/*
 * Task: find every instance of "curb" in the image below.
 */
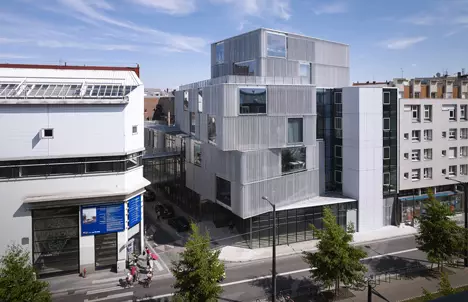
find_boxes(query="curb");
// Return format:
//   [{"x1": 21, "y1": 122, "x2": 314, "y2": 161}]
[{"x1": 221, "y1": 233, "x2": 417, "y2": 263}]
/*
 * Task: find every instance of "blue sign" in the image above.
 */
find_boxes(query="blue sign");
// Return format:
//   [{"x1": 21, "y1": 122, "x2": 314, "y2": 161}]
[
  {"x1": 81, "y1": 204, "x2": 125, "y2": 236},
  {"x1": 128, "y1": 195, "x2": 142, "y2": 228}
]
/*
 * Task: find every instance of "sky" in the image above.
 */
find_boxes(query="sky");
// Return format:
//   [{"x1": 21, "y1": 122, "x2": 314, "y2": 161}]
[{"x1": 1, "y1": 0, "x2": 468, "y2": 89}]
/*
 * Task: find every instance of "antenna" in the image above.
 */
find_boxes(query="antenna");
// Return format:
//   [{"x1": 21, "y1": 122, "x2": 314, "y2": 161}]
[{"x1": 400, "y1": 68, "x2": 404, "y2": 79}]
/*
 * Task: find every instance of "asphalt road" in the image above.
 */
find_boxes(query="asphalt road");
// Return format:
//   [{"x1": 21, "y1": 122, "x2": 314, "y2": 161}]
[{"x1": 53, "y1": 235, "x2": 428, "y2": 302}]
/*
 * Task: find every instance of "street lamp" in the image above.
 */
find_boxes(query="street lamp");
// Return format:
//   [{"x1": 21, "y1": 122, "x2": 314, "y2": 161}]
[
  {"x1": 262, "y1": 196, "x2": 277, "y2": 302},
  {"x1": 445, "y1": 177, "x2": 468, "y2": 267}
]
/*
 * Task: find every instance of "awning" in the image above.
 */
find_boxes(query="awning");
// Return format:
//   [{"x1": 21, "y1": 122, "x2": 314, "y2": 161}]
[{"x1": 398, "y1": 191, "x2": 456, "y2": 202}]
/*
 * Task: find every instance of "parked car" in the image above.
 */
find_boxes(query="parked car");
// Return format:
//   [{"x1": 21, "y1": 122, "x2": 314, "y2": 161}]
[
  {"x1": 155, "y1": 204, "x2": 175, "y2": 219},
  {"x1": 144, "y1": 190, "x2": 156, "y2": 202},
  {"x1": 168, "y1": 216, "x2": 190, "y2": 232}
]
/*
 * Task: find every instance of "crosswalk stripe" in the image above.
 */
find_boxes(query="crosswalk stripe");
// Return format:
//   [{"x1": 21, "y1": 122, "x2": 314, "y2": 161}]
[
  {"x1": 86, "y1": 286, "x2": 121, "y2": 296},
  {"x1": 154, "y1": 260, "x2": 163, "y2": 271},
  {"x1": 84, "y1": 291, "x2": 133, "y2": 302}
]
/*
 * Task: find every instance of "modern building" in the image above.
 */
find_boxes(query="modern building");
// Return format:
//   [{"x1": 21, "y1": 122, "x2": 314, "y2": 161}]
[{"x1": 0, "y1": 63, "x2": 149, "y2": 277}]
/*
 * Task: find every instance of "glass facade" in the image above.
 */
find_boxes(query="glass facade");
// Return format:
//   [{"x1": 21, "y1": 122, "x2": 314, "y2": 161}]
[{"x1": 382, "y1": 88, "x2": 398, "y2": 196}]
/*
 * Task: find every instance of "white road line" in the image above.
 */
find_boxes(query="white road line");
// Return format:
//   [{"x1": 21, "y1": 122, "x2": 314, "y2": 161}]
[
  {"x1": 92, "y1": 276, "x2": 123, "y2": 284},
  {"x1": 146, "y1": 241, "x2": 170, "y2": 272},
  {"x1": 135, "y1": 247, "x2": 422, "y2": 301},
  {"x1": 154, "y1": 260, "x2": 164, "y2": 271},
  {"x1": 86, "y1": 286, "x2": 122, "y2": 296},
  {"x1": 84, "y1": 291, "x2": 133, "y2": 302}
]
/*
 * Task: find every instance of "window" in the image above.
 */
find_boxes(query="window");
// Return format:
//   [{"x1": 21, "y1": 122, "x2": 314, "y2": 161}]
[
  {"x1": 424, "y1": 148, "x2": 432, "y2": 160},
  {"x1": 442, "y1": 131, "x2": 447, "y2": 138},
  {"x1": 424, "y1": 129, "x2": 433, "y2": 141},
  {"x1": 460, "y1": 146, "x2": 468, "y2": 157},
  {"x1": 444, "y1": 105, "x2": 457, "y2": 121},
  {"x1": 190, "y1": 112, "x2": 196, "y2": 134},
  {"x1": 183, "y1": 91, "x2": 188, "y2": 111},
  {"x1": 449, "y1": 128, "x2": 457, "y2": 140},
  {"x1": 132, "y1": 125, "x2": 138, "y2": 134},
  {"x1": 215, "y1": 42, "x2": 224, "y2": 64},
  {"x1": 335, "y1": 145, "x2": 342, "y2": 158},
  {"x1": 412, "y1": 169, "x2": 421, "y2": 181},
  {"x1": 461, "y1": 165, "x2": 468, "y2": 176},
  {"x1": 404, "y1": 153, "x2": 409, "y2": 160},
  {"x1": 404, "y1": 172, "x2": 409, "y2": 179},
  {"x1": 415, "y1": 92, "x2": 420, "y2": 98},
  {"x1": 198, "y1": 89, "x2": 203, "y2": 112},
  {"x1": 412, "y1": 149, "x2": 421, "y2": 161},
  {"x1": 288, "y1": 118, "x2": 303, "y2": 144},
  {"x1": 442, "y1": 169, "x2": 446, "y2": 175},
  {"x1": 404, "y1": 133, "x2": 409, "y2": 140},
  {"x1": 216, "y1": 177, "x2": 231, "y2": 207},
  {"x1": 449, "y1": 147, "x2": 457, "y2": 158},
  {"x1": 193, "y1": 142, "x2": 201, "y2": 166},
  {"x1": 383, "y1": 91, "x2": 390, "y2": 105},
  {"x1": 449, "y1": 165, "x2": 457, "y2": 177},
  {"x1": 208, "y1": 115, "x2": 216, "y2": 143},
  {"x1": 461, "y1": 128, "x2": 468, "y2": 139},
  {"x1": 431, "y1": 92, "x2": 436, "y2": 98},
  {"x1": 412, "y1": 130, "x2": 421, "y2": 142},
  {"x1": 411, "y1": 105, "x2": 420, "y2": 122},
  {"x1": 424, "y1": 168, "x2": 432, "y2": 179},
  {"x1": 383, "y1": 147, "x2": 390, "y2": 159},
  {"x1": 383, "y1": 118, "x2": 390, "y2": 130},
  {"x1": 335, "y1": 170, "x2": 342, "y2": 183},
  {"x1": 442, "y1": 150, "x2": 447, "y2": 157},
  {"x1": 424, "y1": 105, "x2": 432, "y2": 121},
  {"x1": 41, "y1": 128, "x2": 54, "y2": 139},
  {"x1": 383, "y1": 172, "x2": 390, "y2": 185},
  {"x1": 461, "y1": 105, "x2": 467, "y2": 120},
  {"x1": 445, "y1": 92, "x2": 453, "y2": 99},
  {"x1": 126, "y1": 153, "x2": 141, "y2": 170},
  {"x1": 233, "y1": 60, "x2": 256, "y2": 76},
  {"x1": 267, "y1": 32, "x2": 287, "y2": 58},
  {"x1": 239, "y1": 87, "x2": 267, "y2": 114},
  {"x1": 281, "y1": 147, "x2": 306, "y2": 174},
  {"x1": 299, "y1": 63, "x2": 310, "y2": 82},
  {"x1": 334, "y1": 117, "x2": 342, "y2": 129}
]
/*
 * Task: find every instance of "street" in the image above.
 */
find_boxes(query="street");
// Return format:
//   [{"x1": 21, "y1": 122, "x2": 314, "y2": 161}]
[{"x1": 53, "y1": 235, "x2": 428, "y2": 302}]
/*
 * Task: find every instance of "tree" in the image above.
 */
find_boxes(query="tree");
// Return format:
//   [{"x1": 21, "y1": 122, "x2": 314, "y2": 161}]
[
  {"x1": 302, "y1": 207, "x2": 367, "y2": 297},
  {"x1": 415, "y1": 188, "x2": 464, "y2": 271},
  {"x1": 439, "y1": 272, "x2": 454, "y2": 296},
  {"x1": 171, "y1": 223, "x2": 224, "y2": 302},
  {"x1": 0, "y1": 244, "x2": 51, "y2": 302},
  {"x1": 421, "y1": 287, "x2": 434, "y2": 301}
]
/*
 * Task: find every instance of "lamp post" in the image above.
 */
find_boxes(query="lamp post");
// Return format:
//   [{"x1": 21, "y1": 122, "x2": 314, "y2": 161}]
[
  {"x1": 445, "y1": 177, "x2": 468, "y2": 267},
  {"x1": 262, "y1": 196, "x2": 277, "y2": 302}
]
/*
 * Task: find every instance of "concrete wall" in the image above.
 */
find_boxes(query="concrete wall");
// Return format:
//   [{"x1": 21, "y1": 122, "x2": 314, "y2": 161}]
[
  {"x1": 399, "y1": 98, "x2": 468, "y2": 190},
  {"x1": 342, "y1": 87, "x2": 384, "y2": 232}
]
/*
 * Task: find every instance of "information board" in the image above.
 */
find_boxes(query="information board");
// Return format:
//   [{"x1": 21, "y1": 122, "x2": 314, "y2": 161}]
[
  {"x1": 128, "y1": 195, "x2": 142, "y2": 228},
  {"x1": 81, "y1": 204, "x2": 125, "y2": 236}
]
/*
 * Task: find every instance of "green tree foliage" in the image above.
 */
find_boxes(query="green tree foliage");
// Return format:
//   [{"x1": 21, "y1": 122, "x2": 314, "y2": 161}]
[
  {"x1": 171, "y1": 223, "x2": 224, "y2": 302},
  {"x1": 421, "y1": 287, "x2": 434, "y2": 301},
  {"x1": 415, "y1": 188, "x2": 464, "y2": 271},
  {"x1": 439, "y1": 272, "x2": 454, "y2": 296},
  {"x1": 302, "y1": 207, "x2": 367, "y2": 296},
  {"x1": 0, "y1": 244, "x2": 51, "y2": 302}
]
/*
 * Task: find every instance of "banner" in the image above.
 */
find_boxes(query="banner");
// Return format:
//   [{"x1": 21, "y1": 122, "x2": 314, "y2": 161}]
[
  {"x1": 81, "y1": 204, "x2": 125, "y2": 236},
  {"x1": 128, "y1": 195, "x2": 142, "y2": 228}
]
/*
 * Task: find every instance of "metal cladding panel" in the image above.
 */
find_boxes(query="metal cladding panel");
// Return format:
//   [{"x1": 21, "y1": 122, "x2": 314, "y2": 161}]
[
  {"x1": 241, "y1": 149, "x2": 281, "y2": 184},
  {"x1": 306, "y1": 144, "x2": 320, "y2": 171},
  {"x1": 222, "y1": 85, "x2": 240, "y2": 117},
  {"x1": 303, "y1": 115, "x2": 317, "y2": 145},
  {"x1": 186, "y1": 162, "x2": 216, "y2": 200},
  {"x1": 201, "y1": 143, "x2": 241, "y2": 183},
  {"x1": 314, "y1": 40, "x2": 349, "y2": 67},
  {"x1": 174, "y1": 90, "x2": 190, "y2": 133},
  {"x1": 240, "y1": 169, "x2": 320, "y2": 218},
  {"x1": 287, "y1": 36, "x2": 315, "y2": 62},
  {"x1": 267, "y1": 85, "x2": 316, "y2": 116},
  {"x1": 188, "y1": 88, "x2": 198, "y2": 112},
  {"x1": 230, "y1": 181, "x2": 243, "y2": 216},
  {"x1": 221, "y1": 116, "x2": 286, "y2": 151},
  {"x1": 199, "y1": 113, "x2": 208, "y2": 142},
  {"x1": 204, "y1": 84, "x2": 224, "y2": 116},
  {"x1": 314, "y1": 64, "x2": 350, "y2": 88},
  {"x1": 264, "y1": 58, "x2": 299, "y2": 78}
]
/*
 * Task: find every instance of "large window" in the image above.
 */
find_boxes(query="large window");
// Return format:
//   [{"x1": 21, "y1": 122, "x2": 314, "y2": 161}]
[
  {"x1": 215, "y1": 42, "x2": 224, "y2": 64},
  {"x1": 299, "y1": 63, "x2": 311, "y2": 83},
  {"x1": 193, "y1": 142, "x2": 201, "y2": 166},
  {"x1": 198, "y1": 89, "x2": 203, "y2": 112},
  {"x1": 190, "y1": 112, "x2": 196, "y2": 134},
  {"x1": 267, "y1": 32, "x2": 286, "y2": 58},
  {"x1": 288, "y1": 118, "x2": 303, "y2": 144},
  {"x1": 183, "y1": 91, "x2": 188, "y2": 111},
  {"x1": 216, "y1": 176, "x2": 231, "y2": 207},
  {"x1": 282, "y1": 147, "x2": 306, "y2": 174},
  {"x1": 239, "y1": 87, "x2": 267, "y2": 114},
  {"x1": 208, "y1": 115, "x2": 216, "y2": 143},
  {"x1": 233, "y1": 60, "x2": 256, "y2": 76}
]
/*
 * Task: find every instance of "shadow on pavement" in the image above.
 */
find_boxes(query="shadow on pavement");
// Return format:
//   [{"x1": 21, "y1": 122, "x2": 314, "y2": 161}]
[{"x1": 249, "y1": 274, "x2": 322, "y2": 301}]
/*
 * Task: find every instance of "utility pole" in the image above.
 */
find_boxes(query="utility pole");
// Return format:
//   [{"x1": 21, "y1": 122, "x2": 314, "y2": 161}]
[
  {"x1": 262, "y1": 196, "x2": 276, "y2": 302},
  {"x1": 401, "y1": 68, "x2": 404, "y2": 79}
]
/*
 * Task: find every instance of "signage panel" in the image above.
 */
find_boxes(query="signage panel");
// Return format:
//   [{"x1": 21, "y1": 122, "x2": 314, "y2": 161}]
[
  {"x1": 81, "y1": 204, "x2": 125, "y2": 236},
  {"x1": 128, "y1": 195, "x2": 142, "y2": 228}
]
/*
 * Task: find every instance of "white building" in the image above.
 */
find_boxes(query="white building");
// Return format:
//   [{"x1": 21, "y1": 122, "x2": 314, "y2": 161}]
[{"x1": 0, "y1": 64, "x2": 149, "y2": 277}]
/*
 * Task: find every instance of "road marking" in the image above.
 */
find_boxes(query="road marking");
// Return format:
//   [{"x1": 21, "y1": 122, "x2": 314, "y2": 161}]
[
  {"x1": 84, "y1": 291, "x2": 133, "y2": 302},
  {"x1": 135, "y1": 247, "x2": 422, "y2": 301},
  {"x1": 86, "y1": 286, "x2": 122, "y2": 296},
  {"x1": 146, "y1": 242, "x2": 170, "y2": 272},
  {"x1": 91, "y1": 276, "x2": 122, "y2": 284},
  {"x1": 154, "y1": 260, "x2": 164, "y2": 271}
]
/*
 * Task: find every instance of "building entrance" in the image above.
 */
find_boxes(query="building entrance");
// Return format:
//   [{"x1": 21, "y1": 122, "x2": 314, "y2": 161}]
[{"x1": 95, "y1": 233, "x2": 117, "y2": 271}]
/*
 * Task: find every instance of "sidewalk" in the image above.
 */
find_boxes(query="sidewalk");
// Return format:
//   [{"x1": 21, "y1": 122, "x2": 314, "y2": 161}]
[{"x1": 219, "y1": 224, "x2": 417, "y2": 262}]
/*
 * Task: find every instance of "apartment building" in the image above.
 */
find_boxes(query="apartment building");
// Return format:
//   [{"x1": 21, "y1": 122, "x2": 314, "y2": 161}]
[
  {"x1": 174, "y1": 28, "x2": 362, "y2": 248},
  {"x1": 0, "y1": 64, "x2": 149, "y2": 277}
]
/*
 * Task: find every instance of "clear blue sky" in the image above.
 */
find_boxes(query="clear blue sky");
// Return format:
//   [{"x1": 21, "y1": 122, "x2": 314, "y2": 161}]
[{"x1": 1, "y1": 0, "x2": 468, "y2": 88}]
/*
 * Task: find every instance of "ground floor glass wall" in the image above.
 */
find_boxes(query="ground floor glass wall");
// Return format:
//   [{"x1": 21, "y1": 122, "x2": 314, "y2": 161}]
[{"x1": 32, "y1": 206, "x2": 79, "y2": 277}]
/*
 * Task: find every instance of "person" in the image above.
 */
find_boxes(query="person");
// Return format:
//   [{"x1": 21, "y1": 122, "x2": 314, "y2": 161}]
[
  {"x1": 131, "y1": 265, "x2": 138, "y2": 283},
  {"x1": 145, "y1": 271, "x2": 153, "y2": 287},
  {"x1": 126, "y1": 273, "x2": 133, "y2": 287}
]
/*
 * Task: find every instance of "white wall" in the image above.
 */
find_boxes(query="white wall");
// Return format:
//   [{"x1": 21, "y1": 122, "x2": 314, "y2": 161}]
[
  {"x1": 124, "y1": 86, "x2": 145, "y2": 152},
  {"x1": 342, "y1": 87, "x2": 384, "y2": 232}
]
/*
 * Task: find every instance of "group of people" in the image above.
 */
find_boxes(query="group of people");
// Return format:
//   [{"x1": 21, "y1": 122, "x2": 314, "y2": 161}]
[{"x1": 124, "y1": 247, "x2": 154, "y2": 287}]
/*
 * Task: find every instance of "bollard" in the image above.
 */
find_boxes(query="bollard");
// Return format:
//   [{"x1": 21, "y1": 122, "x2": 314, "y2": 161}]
[{"x1": 83, "y1": 268, "x2": 87, "y2": 278}]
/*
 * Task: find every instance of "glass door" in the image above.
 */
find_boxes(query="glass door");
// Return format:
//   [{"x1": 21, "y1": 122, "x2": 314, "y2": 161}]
[{"x1": 95, "y1": 233, "x2": 117, "y2": 271}]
